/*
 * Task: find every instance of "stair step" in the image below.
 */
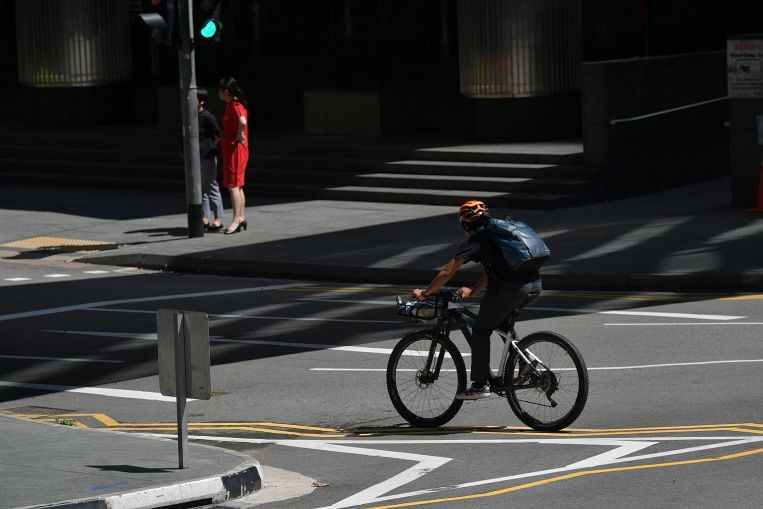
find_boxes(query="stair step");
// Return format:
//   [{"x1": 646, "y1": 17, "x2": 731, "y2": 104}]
[
  {"x1": 0, "y1": 144, "x2": 182, "y2": 166},
  {"x1": 382, "y1": 160, "x2": 596, "y2": 179},
  {"x1": 251, "y1": 183, "x2": 582, "y2": 209},
  {"x1": 0, "y1": 158, "x2": 183, "y2": 178},
  {"x1": 253, "y1": 168, "x2": 592, "y2": 194},
  {"x1": 255, "y1": 154, "x2": 596, "y2": 179},
  {"x1": 415, "y1": 141, "x2": 583, "y2": 164},
  {"x1": 1, "y1": 171, "x2": 184, "y2": 192},
  {"x1": 255, "y1": 139, "x2": 583, "y2": 165}
]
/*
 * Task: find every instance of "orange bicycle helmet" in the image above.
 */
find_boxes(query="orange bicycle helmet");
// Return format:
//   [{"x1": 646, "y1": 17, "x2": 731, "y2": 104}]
[{"x1": 458, "y1": 200, "x2": 489, "y2": 232}]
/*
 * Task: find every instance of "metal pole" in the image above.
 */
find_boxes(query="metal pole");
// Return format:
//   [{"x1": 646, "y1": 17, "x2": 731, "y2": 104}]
[
  {"x1": 176, "y1": 0, "x2": 204, "y2": 238},
  {"x1": 174, "y1": 312, "x2": 189, "y2": 469}
]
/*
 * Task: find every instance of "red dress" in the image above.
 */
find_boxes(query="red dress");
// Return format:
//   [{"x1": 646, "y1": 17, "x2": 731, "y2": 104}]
[{"x1": 221, "y1": 100, "x2": 249, "y2": 188}]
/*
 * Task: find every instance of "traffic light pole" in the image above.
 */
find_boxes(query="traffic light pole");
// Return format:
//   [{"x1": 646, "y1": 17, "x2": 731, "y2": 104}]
[{"x1": 176, "y1": 0, "x2": 204, "y2": 238}]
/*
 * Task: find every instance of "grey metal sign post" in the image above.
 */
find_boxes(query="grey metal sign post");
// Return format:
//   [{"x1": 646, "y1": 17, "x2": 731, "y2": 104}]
[{"x1": 157, "y1": 309, "x2": 211, "y2": 469}]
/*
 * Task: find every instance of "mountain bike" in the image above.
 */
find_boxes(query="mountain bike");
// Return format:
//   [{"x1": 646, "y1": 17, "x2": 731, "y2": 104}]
[{"x1": 387, "y1": 290, "x2": 588, "y2": 431}]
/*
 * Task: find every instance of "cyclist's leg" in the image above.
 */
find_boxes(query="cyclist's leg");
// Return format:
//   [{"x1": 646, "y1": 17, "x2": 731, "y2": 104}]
[{"x1": 470, "y1": 279, "x2": 542, "y2": 384}]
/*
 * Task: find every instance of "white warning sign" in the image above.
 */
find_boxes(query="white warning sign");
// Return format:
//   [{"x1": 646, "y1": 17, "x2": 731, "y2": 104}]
[{"x1": 728, "y1": 39, "x2": 763, "y2": 98}]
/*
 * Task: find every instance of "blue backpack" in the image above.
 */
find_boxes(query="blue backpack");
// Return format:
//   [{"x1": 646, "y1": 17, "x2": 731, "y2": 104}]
[{"x1": 485, "y1": 218, "x2": 550, "y2": 272}]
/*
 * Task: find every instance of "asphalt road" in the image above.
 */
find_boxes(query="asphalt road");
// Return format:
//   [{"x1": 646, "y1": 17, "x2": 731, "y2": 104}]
[{"x1": 1, "y1": 256, "x2": 762, "y2": 509}]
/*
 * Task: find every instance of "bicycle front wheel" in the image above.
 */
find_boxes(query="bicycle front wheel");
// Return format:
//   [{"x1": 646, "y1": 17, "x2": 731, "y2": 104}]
[
  {"x1": 504, "y1": 332, "x2": 588, "y2": 431},
  {"x1": 387, "y1": 330, "x2": 467, "y2": 428}
]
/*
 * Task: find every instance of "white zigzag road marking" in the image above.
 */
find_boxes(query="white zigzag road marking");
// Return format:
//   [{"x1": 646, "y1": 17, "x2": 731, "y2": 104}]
[{"x1": 137, "y1": 434, "x2": 763, "y2": 509}]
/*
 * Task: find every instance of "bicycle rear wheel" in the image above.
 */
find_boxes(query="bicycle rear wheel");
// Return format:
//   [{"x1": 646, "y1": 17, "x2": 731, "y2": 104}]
[
  {"x1": 504, "y1": 332, "x2": 588, "y2": 431},
  {"x1": 387, "y1": 330, "x2": 467, "y2": 428}
]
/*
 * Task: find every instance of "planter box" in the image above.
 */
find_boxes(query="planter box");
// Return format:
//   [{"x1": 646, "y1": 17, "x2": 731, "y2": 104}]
[{"x1": 304, "y1": 89, "x2": 419, "y2": 136}]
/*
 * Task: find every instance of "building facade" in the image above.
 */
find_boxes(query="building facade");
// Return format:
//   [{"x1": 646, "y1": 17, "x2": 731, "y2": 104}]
[{"x1": 4, "y1": 0, "x2": 762, "y2": 140}]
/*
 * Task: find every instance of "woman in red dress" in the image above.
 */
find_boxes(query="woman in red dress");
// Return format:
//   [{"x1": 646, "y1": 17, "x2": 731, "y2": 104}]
[{"x1": 218, "y1": 77, "x2": 249, "y2": 234}]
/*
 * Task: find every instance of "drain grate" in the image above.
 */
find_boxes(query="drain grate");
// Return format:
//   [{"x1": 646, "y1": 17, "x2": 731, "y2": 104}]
[
  {"x1": 0, "y1": 236, "x2": 118, "y2": 253},
  {"x1": 2, "y1": 405, "x2": 75, "y2": 416}
]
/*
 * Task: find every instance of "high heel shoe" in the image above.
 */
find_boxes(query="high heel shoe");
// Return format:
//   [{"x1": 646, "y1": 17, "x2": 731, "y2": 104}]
[
  {"x1": 207, "y1": 222, "x2": 224, "y2": 232},
  {"x1": 224, "y1": 219, "x2": 247, "y2": 235}
]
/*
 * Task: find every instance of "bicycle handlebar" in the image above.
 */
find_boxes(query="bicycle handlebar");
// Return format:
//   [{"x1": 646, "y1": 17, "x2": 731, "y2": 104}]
[
  {"x1": 430, "y1": 289, "x2": 462, "y2": 303},
  {"x1": 397, "y1": 289, "x2": 462, "y2": 320}
]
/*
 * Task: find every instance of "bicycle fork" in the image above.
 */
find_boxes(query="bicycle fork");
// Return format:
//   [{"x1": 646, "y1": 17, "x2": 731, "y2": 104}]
[{"x1": 420, "y1": 335, "x2": 448, "y2": 384}]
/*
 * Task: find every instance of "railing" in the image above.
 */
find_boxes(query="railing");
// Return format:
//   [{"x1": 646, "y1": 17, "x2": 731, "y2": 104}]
[{"x1": 609, "y1": 96, "x2": 728, "y2": 125}]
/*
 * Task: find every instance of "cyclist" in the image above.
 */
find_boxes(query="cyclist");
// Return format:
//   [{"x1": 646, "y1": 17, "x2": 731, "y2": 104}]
[{"x1": 412, "y1": 200, "x2": 541, "y2": 400}]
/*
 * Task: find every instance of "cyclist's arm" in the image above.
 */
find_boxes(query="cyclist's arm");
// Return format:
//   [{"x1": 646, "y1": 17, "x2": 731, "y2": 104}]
[
  {"x1": 460, "y1": 271, "x2": 487, "y2": 298},
  {"x1": 413, "y1": 258, "x2": 464, "y2": 300}
]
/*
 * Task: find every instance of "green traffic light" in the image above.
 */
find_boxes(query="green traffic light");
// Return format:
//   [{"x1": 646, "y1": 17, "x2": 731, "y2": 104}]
[{"x1": 200, "y1": 19, "x2": 219, "y2": 39}]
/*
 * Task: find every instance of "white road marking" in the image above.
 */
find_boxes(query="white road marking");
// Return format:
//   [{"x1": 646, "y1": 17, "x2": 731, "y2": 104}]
[
  {"x1": 0, "y1": 282, "x2": 308, "y2": 322},
  {"x1": 0, "y1": 354, "x2": 122, "y2": 364},
  {"x1": 42, "y1": 330, "x2": 159, "y2": 341},
  {"x1": 311, "y1": 368, "x2": 433, "y2": 372},
  {"x1": 532, "y1": 307, "x2": 744, "y2": 321},
  {"x1": 83, "y1": 270, "x2": 111, "y2": 274},
  {"x1": 281, "y1": 442, "x2": 452, "y2": 509},
  {"x1": 299, "y1": 298, "x2": 745, "y2": 321},
  {"x1": 311, "y1": 358, "x2": 763, "y2": 372},
  {"x1": 43, "y1": 274, "x2": 70, "y2": 278},
  {"x1": 0, "y1": 381, "x2": 186, "y2": 402},
  {"x1": 365, "y1": 438, "x2": 760, "y2": 506},
  {"x1": 89, "y1": 307, "x2": 403, "y2": 324},
  {"x1": 605, "y1": 322, "x2": 763, "y2": 326},
  {"x1": 112, "y1": 267, "x2": 139, "y2": 272},
  {"x1": 42, "y1": 330, "x2": 469, "y2": 357},
  {"x1": 162, "y1": 434, "x2": 762, "y2": 509},
  {"x1": 3, "y1": 278, "x2": 30, "y2": 282}
]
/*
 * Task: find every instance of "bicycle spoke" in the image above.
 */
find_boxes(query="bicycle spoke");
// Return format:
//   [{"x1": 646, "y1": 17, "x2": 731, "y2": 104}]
[
  {"x1": 504, "y1": 332, "x2": 588, "y2": 431},
  {"x1": 387, "y1": 333, "x2": 466, "y2": 427}
]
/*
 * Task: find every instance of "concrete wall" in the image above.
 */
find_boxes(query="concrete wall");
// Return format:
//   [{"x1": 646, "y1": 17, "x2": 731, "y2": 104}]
[{"x1": 583, "y1": 51, "x2": 728, "y2": 199}]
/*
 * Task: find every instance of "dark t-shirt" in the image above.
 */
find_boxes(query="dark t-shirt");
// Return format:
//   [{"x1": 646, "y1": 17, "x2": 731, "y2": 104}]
[
  {"x1": 198, "y1": 109, "x2": 221, "y2": 160},
  {"x1": 454, "y1": 229, "x2": 539, "y2": 286}
]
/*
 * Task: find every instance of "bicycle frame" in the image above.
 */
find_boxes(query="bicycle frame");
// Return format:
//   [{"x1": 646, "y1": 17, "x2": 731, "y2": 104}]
[
  {"x1": 427, "y1": 299, "x2": 544, "y2": 393},
  {"x1": 393, "y1": 291, "x2": 587, "y2": 429}
]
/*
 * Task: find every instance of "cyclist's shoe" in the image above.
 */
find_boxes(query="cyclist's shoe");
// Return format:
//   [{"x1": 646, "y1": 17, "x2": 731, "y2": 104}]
[
  {"x1": 513, "y1": 359, "x2": 539, "y2": 385},
  {"x1": 456, "y1": 382, "x2": 491, "y2": 400}
]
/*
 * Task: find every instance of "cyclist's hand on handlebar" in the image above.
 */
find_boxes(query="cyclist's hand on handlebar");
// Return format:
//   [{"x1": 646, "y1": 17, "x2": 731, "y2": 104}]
[
  {"x1": 412, "y1": 288, "x2": 427, "y2": 301},
  {"x1": 458, "y1": 287, "x2": 472, "y2": 299}
]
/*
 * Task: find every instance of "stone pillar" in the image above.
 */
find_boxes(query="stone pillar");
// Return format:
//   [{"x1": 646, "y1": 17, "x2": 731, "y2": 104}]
[
  {"x1": 15, "y1": 0, "x2": 132, "y2": 126},
  {"x1": 457, "y1": 0, "x2": 582, "y2": 140}
]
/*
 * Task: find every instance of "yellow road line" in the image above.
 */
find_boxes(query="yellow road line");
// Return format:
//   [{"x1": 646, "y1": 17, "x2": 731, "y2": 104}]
[
  {"x1": 112, "y1": 421, "x2": 341, "y2": 432},
  {"x1": 719, "y1": 294, "x2": 763, "y2": 301},
  {"x1": 0, "y1": 236, "x2": 117, "y2": 251},
  {"x1": 565, "y1": 422, "x2": 760, "y2": 432},
  {"x1": 54, "y1": 413, "x2": 121, "y2": 427},
  {"x1": 353, "y1": 423, "x2": 763, "y2": 437},
  {"x1": 368, "y1": 447, "x2": 763, "y2": 509},
  {"x1": 10, "y1": 411, "x2": 762, "y2": 438},
  {"x1": 108, "y1": 425, "x2": 347, "y2": 438}
]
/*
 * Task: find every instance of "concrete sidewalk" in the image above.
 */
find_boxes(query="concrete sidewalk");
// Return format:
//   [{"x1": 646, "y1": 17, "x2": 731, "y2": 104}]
[
  {"x1": 1, "y1": 177, "x2": 763, "y2": 292},
  {"x1": 67, "y1": 177, "x2": 763, "y2": 293},
  {"x1": 0, "y1": 415, "x2": 262, "y2": 509}
]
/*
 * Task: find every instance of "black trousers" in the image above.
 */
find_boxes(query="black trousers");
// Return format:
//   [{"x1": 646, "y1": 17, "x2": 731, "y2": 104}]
[{"x1": 467, "y1": 278, "x2": 542, "y2": 384}]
